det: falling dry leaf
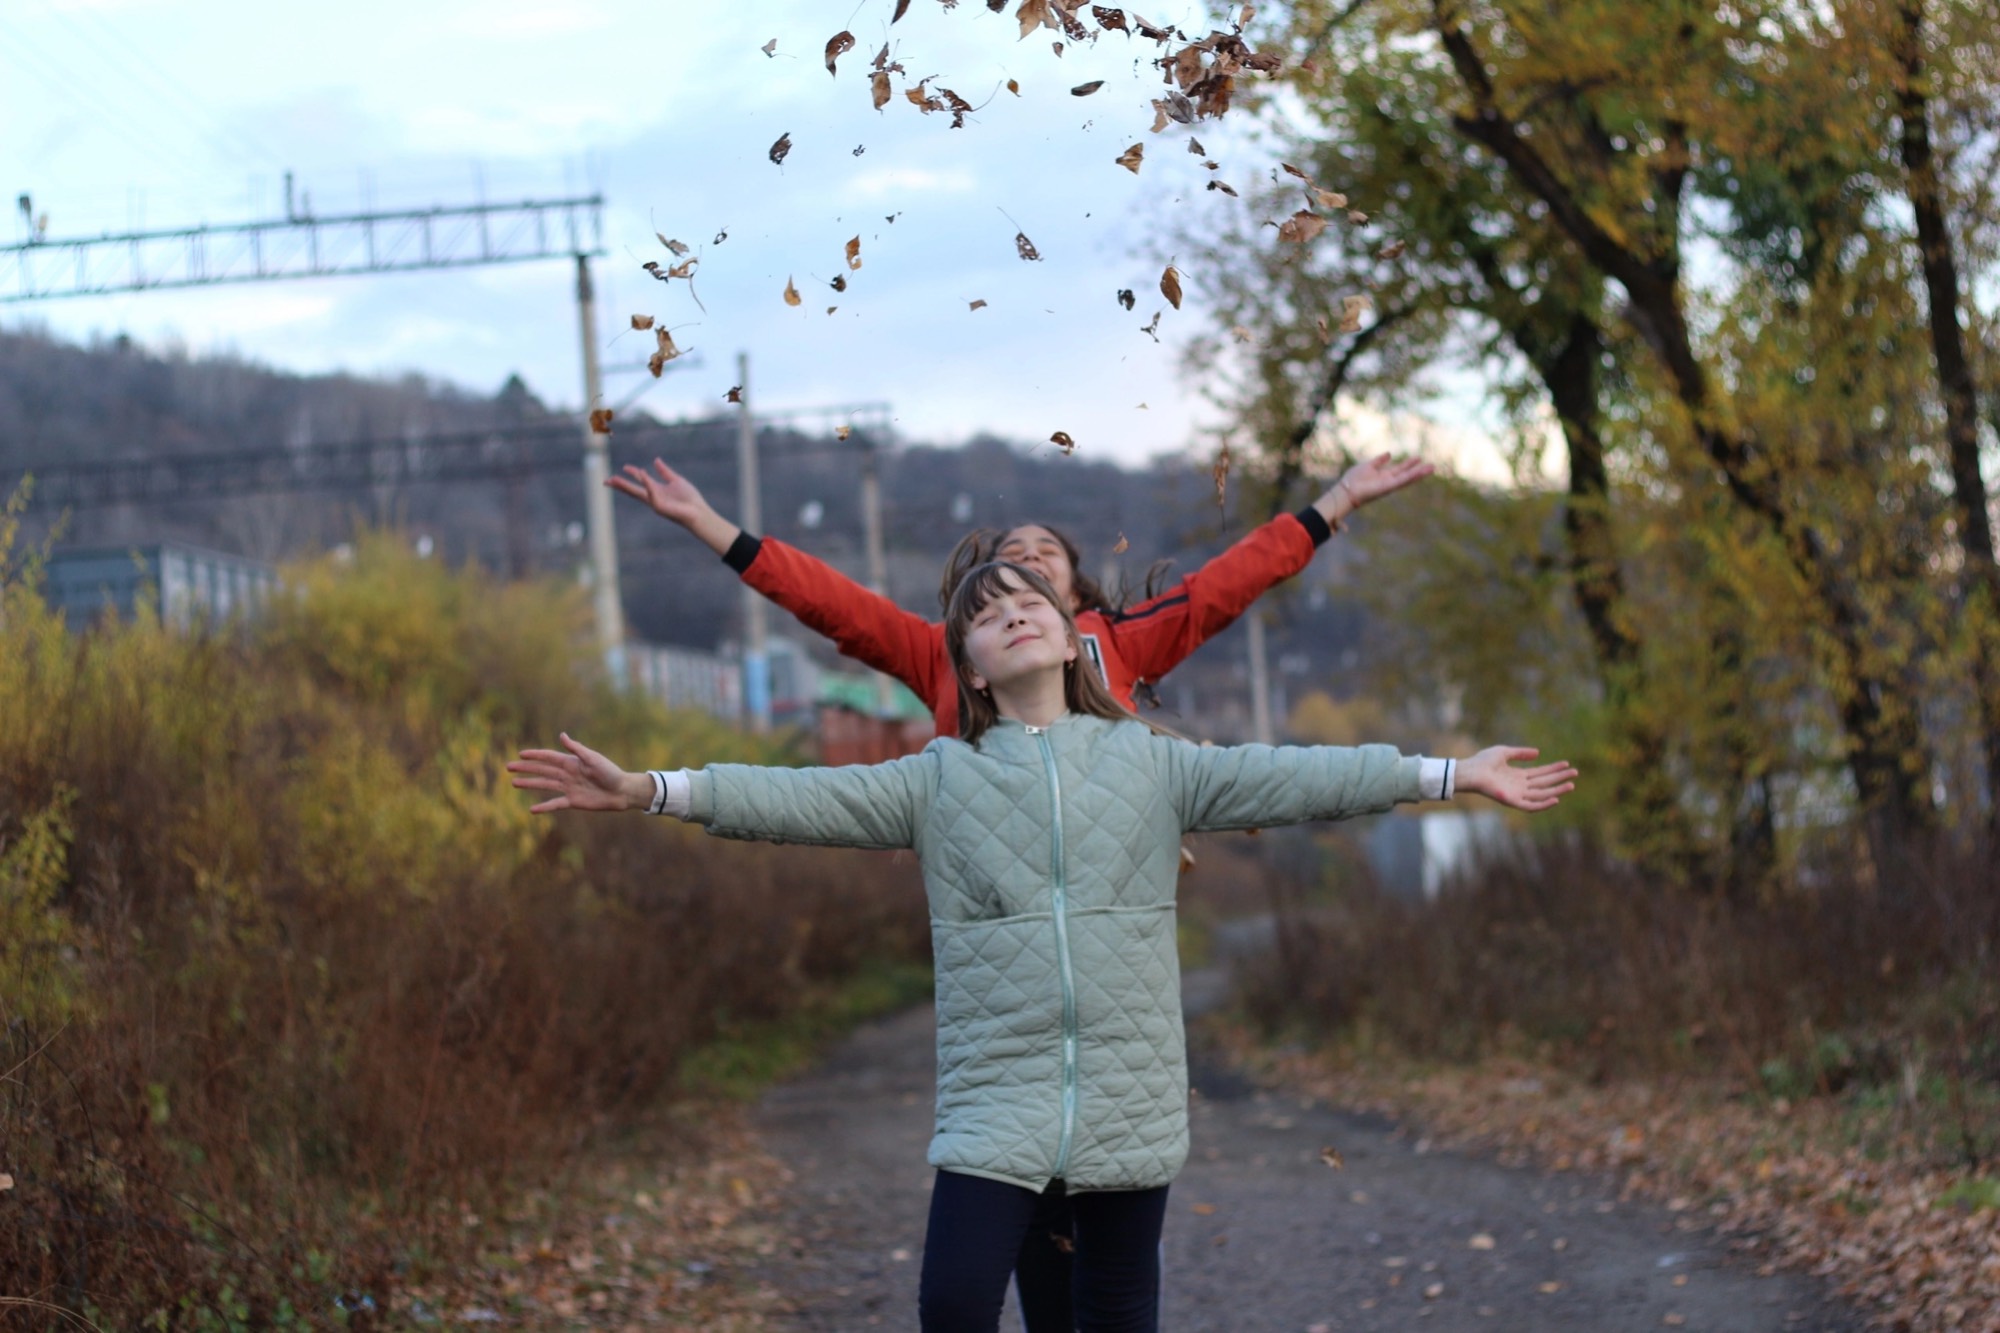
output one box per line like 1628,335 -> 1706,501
894,0 -> 912,20
969,298 -> 988,310
1072,80 -> 1105,96
1140,310 -> 1161,341
872,72 -> 894,109
846,236 -> 863,270
1112,533 -> 1130,554
1212,442 -> 1231,509
1379,239 -> 1407,260
1015,231 -> 1042,261
657,234 -> 690,256
726,385 -> 744,403
769,132 -> 794,166
1018,0 -> 1053,39
1160,263 -> 1183,309
1316,315 -> 1332,344
1007,78 -> 1021,94
1117,288 -> 1136,310
825,31 -> 856,75
1347,209 -> 1370,225
714,228 -> 729,244
853,144 -> 866,156
589,408 -> 614,434
831,274 -> 848,292
1094,5 -> 1129,31
1206,179 -> 1238,196
631,314 -> 655,331
762,38 -> 777,57
1282,162 -> 1311,180
826,305 -> 838,315
1312,187 -> 1347,209
1340,292 -> 1369,332
1189,136 -> 1205,154
1051,430 -> 1078,455
1116,143 -> 1145,173
836,425 -> 853,441
783,277 -> 802,306
1320,1145 -> 1345,1169
1231,325 -> 1253,342
1276,210 -> 1328,244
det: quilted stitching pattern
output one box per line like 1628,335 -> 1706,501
699,716 -> 1421,1193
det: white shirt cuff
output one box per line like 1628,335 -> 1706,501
1419,757 -> 1456,802
646,769 -> 693,818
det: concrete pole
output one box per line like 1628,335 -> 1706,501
1247,608 -> 1276,746
574,255 -> 626,684
859,432 -> 895,715
737,351 -> 771,733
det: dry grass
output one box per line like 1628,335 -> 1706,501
0,531 -> 928,1329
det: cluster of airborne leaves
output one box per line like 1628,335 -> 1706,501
623,0 -> 1390,500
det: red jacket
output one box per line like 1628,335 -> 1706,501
721,508 -> 1334,738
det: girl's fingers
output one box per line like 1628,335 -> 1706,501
528,797 -> 570,815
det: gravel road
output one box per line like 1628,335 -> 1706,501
740,967 -> 1862,1332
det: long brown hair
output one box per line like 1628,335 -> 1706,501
942,561 -> 1138,745
938,523 -> 1173,617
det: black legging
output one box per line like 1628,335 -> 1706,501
1012,1189 -> 1078,1331
919,1171 -> 1169,1333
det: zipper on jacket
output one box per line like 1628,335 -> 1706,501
1029,726 -> 1080,1179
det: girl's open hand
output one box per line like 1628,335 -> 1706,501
1455,746 -> 1577,813
1335,452 -> 1435,509
607,458 -> 709,527
507,733 -> 644,814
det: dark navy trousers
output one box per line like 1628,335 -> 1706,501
919,1170 -> 1169,1333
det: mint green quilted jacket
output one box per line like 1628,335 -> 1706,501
686,713 -> 1423,1194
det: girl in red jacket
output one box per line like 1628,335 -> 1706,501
608,453 -> 1430,738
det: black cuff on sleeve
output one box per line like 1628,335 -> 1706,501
1294,505 -> 1334,548
721,531 -> 764,575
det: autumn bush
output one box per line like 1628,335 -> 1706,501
0,526 -> 927,1327
1241,833 -> 2000,1161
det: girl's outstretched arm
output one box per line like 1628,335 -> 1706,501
508,732 -> 652,813
607,459 -> 741,555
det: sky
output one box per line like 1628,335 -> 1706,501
0,0 -> 1526,480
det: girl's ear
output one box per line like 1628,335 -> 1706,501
966,668 -> 989,692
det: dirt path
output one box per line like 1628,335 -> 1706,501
740,968 -> 1863,1331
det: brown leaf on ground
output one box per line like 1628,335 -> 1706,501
1276,210 -> 1327,244
1016,231 -> 1042,261
589,408 -> 613,434
1117,142 -> 1145,173
1051,430 -> 1078,455
631,314 -> 655,331
783,277 -> 802,307
769,132 -> 793,166
846,236 -> 863,270
825,31 -> 856,75
1160,263 -> 1183,309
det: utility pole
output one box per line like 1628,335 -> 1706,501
574,255 -> 625,680
1247,609 -> 1276,746
859,431 -> 895,715
737,351 -> 771,733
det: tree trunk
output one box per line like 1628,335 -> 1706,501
1893,0 -> 2000,836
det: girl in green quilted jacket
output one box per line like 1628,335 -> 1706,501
510,561 -> 1576,1333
